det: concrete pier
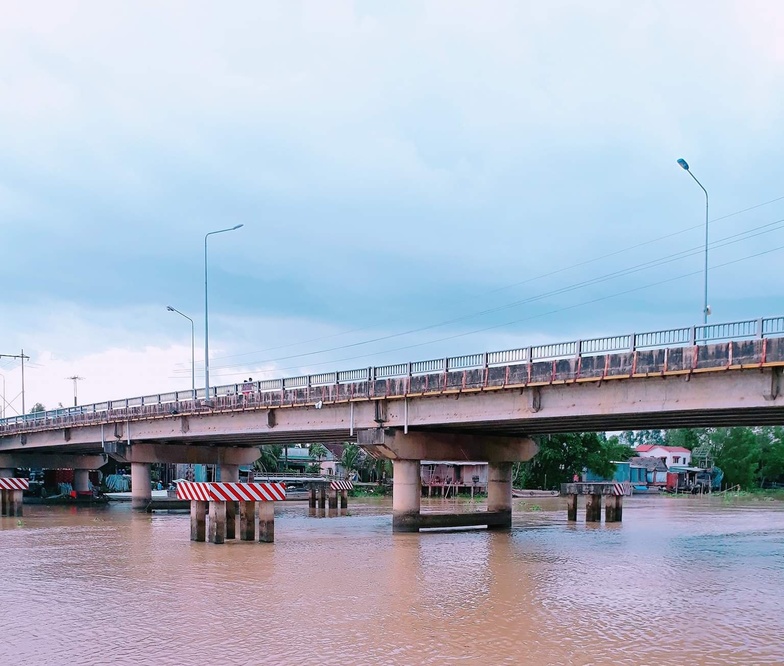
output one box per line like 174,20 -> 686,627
605,495 -> 623,522
392,459 -> 421,533
309,487 -> 317,509
0,469 -> 23,518
586,494 -> 602,522
131,462 -> 152,511
328,491 -> 338,511
220,464 -> 239,539
562,483 -> 625,523
567,493 -> 578,522
340,489 -> 348,510
487,462 -> 513,530
190,500 -> 207,541
73,469 -> 91,493
258,502 -> 274,542
209,501 -> 227,544
239,500 -> 255,541
318,485 -> 326,510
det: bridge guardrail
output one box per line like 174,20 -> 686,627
2,314 -> 783,432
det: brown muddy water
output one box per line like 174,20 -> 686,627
1,495 -> 783,666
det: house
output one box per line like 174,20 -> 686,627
421,461 -> 487,496
629,456 -> 668,487
635,445 -> 691,468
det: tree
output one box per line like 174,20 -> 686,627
254,445 -> 282,474
340,443 -> 363,479
757,426 -> 784,487
309,443 -> 329,462
521,432 -> 633,489
619,429 -> 665,447
664,428 -> 706,451
29,402 -> 46,414
713,427 -> 760,489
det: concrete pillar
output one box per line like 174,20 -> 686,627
392,459 -> 421,533
567,494 -> 578,522
3,490 -> 23,518
258,501 -> 274,543
605,495 -> 623,522
586,494 -> 602,522
131,462 -> 152,511
209,501 -> 227,544
221,464 -> 239,539
73,469 -> 91,493
487,462 -> 513,530
328,490 -> 338,511
340,489 -> 348,509
190,500 -> 207,542
239,500 -> 256,541
309,486 -> 317,509
318,485 -> 326,509
0,469 -> 11,517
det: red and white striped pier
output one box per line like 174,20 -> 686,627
308,479 -> 353,513
176,481 -> 286,544
0,477 -> 29,517
561,482 -> 630,523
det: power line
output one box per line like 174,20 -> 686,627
193,192 -> 784,367
189,216 -> 784,373
198,242 -> 784,379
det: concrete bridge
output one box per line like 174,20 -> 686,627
1,315 -> 783,530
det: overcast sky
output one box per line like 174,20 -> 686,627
2,0 -> 784,413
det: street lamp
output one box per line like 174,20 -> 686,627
167,305 -> 195,397
0,373 -> 5,419
204,224 -> 244,402
677,158 -> 710,324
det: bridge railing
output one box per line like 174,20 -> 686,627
2,314 -> 782,431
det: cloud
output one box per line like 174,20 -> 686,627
2,1 -> 784,412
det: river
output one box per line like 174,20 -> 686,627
1,495 -> 783,665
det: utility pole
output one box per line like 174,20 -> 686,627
66,375 -> 85,407
0,350 -> 30,415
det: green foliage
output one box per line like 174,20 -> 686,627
29,402 -> 46,414
309,443 -> 329,461
254,445 -> 283,473
619,429 -> 665,446
340,442 -> 364,477
520,432 -> 629,489
664,428 -> 706,451
758,426 -> 784,486
710,426 -> 784,490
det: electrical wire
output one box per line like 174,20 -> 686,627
198,242 -> 784,379
185,216 -> 784,374
193,192 -> 784,365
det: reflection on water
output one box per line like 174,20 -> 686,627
2,496 -> 784,665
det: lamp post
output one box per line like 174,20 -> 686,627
167,306 -> 195,397
677,158 -> 710,325
66,375 -> 84,407
0,373 -> 5,419
204,224 -> 244,402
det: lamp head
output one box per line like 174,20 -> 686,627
166,306 -> 175,311
677,158 -> 690,171
232,224 -> 244,230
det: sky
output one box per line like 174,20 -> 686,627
2,0 -> 784,414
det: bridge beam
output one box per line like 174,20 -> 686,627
110,443 -> 260,466
357,429 -> 538,462
0,453 -> 107,471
